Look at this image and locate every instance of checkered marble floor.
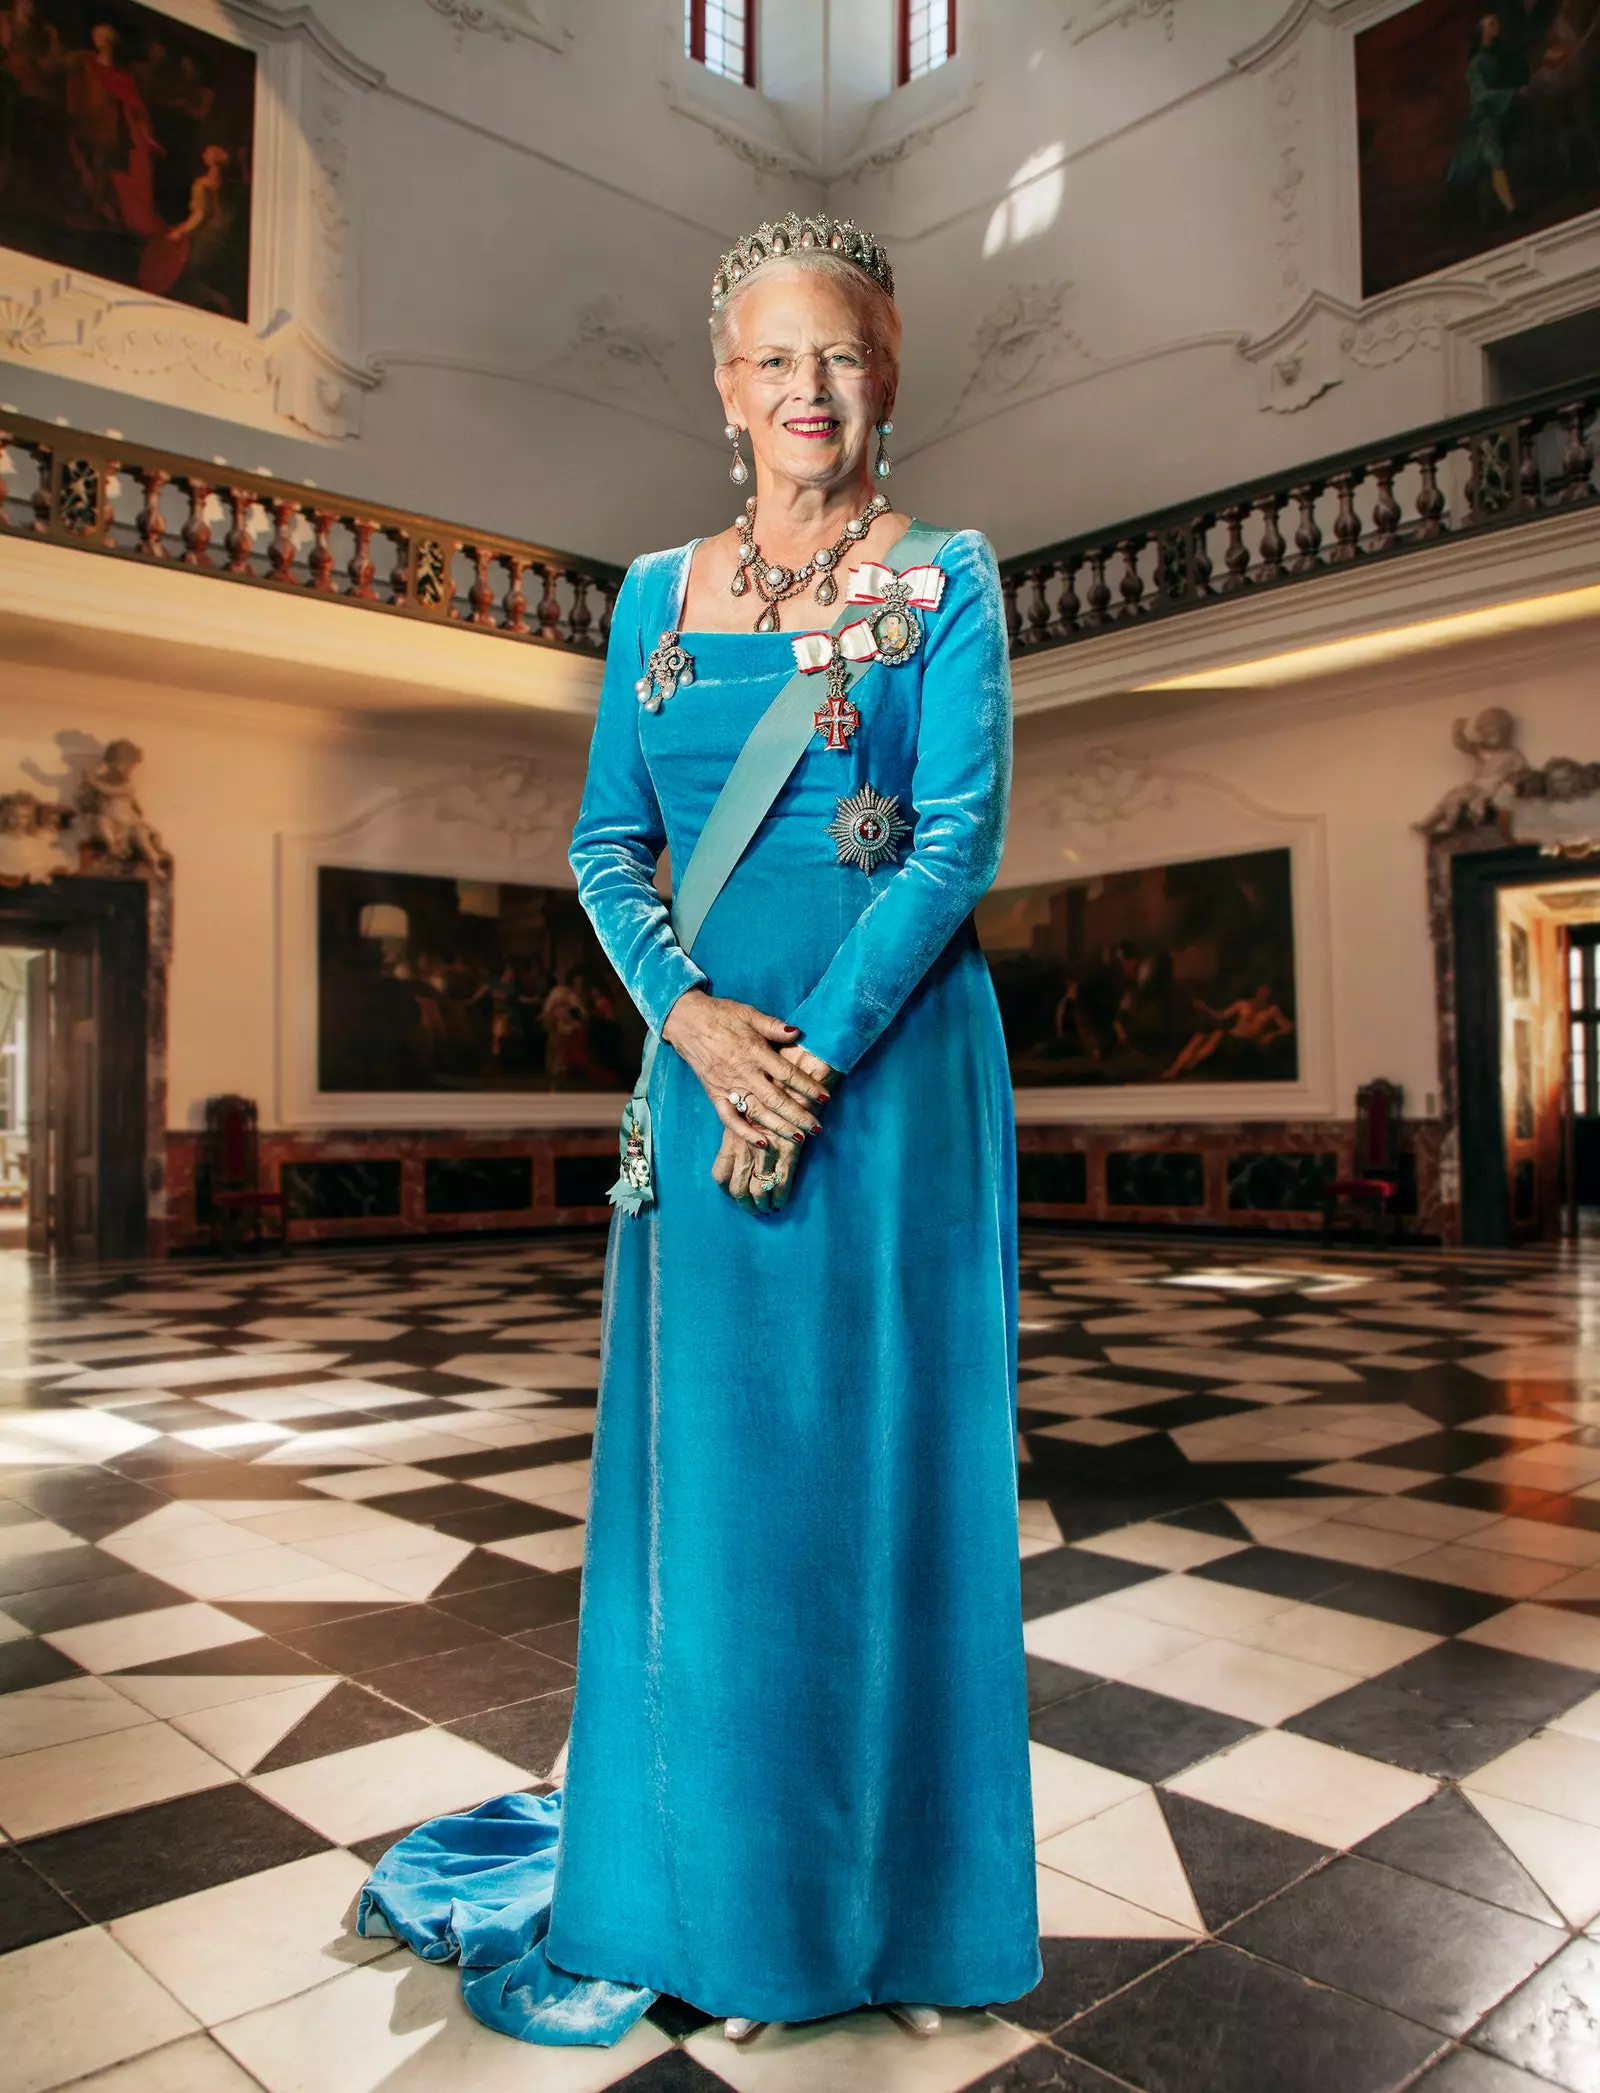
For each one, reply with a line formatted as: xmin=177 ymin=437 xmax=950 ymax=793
xmin=1 ymin=1234 xmax=1599 ymax=2093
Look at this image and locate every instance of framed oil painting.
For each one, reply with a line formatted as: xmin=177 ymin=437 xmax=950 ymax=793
xmin=0 ymin=0 xmax=256 ymax=319
xmin=1356 ymin=0 xmax=1600 ymax=299
xmin=317 ymin=867 xmax=645 ymax=1097
xmin=977 ymin=846 xmax=1300 ymax=1090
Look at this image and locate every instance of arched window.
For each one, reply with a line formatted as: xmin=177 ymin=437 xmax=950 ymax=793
xmin=686 ymin=0 xmax=755 ymax=86
xmin=898 ymin=0 xmax=955 ymax=85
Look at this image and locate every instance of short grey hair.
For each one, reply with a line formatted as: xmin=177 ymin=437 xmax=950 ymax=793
xmin=710 ymin=251 xmax=902 ymax=393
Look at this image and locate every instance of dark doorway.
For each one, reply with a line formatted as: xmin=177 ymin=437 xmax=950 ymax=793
xmin=0 ymin=878 xmax=149 ymax=1261
xmin=1453 ymin=846 xmax=1600 ymax=1247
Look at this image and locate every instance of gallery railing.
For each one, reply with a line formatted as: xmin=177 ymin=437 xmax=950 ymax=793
xmin=997 ymin=374 xmax=1600 ymax=658
xmin=0 ymin=412 xmax=624 ymax=653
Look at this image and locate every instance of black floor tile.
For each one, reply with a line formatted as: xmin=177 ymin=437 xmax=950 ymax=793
xmin=1063 ymin=1941 xmax=1441 ymax=2093
xmin=0 ymin=1544 xmax=131 ymax=1598
xmin=418 ymin=1439 xmax=593 ymax=1483
xmin=4 ymin=1471 xmax=167 ymax=1541
xmin=161 ymin=1466 xmax=318 ymax=1503
xmin=22 ymin=1782 xmax=332 ymax=1918
xmin=271 ymin=1604 xmax=491 ymax=1670
xmin=1470 ymin=1936 xmax=1600 ymax=2093
xmin=1287 ymin=1643 xmax=1597 ymax=1776
xmin=1004 ymin=1939 xmax=1187 ymax=2037
xmin=0 ymin=1850 xmax=86 ymax=1951
xmin=1159 ymin=1503 xmax=1255 ymax=1544
xmin=446 ymin=1689 xmax=573 ymax=1778
xmin=610 ymin=2053 xmax=731 ymax=2090
xmin=3 ymin=1567 xmax=190 ymax=1633
xmin=1356 ymin=1791 xmax=1564 ymax=1925
xmin=253 ymin=1681 xmax=427 ymax=1772
xmin=645 ymin=1994 xmax=717 ymax=2040
xmin=432 ymin=1572 xmax=585 ymax=1636
xmin=1191 ymin=1547 xmax=1357 ymax=1606
xmin=1413 ymin=2046 xmax=1562 ymax=2090
xmin=1291 ymin=1566 xmax=1510 ymax=1637
xmin=432 ymin=1503 xmax=578 ymax=1544
xmin=1407 ymin=1478 xmax=1562 ymax=1520
xmin=1223 ymin=1855 xmax=1562 ymax=2037
xmin=1158 ymin=1792 xmax=1329 ymax=1931
xmin=1021 ymin=1548 xmax=1162 ymax=1620
xmin=1026 ymin=1657 xmax=1102 ymax=1712
xmin=0 ymin=1638 xmax=83 ymax=1695
xmin=965 ymin=2047 xmax=1132 ymax=2091
xmin=1032 ymin=1681 xmax=1255 ymax=1784
xmin=114 ymin=1634 xmax=331 ymax=1678
xmin=365 ymin=1638 xmax=573 ymax=1722
xmin=517 ymin=1619 xmax=580 ymax=1666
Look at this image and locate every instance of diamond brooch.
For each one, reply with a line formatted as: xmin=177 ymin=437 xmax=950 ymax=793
xmin=637 ymin=632 xmax=694 ymax=712
xmin=828 ymin=783 xmax=911 ymax=873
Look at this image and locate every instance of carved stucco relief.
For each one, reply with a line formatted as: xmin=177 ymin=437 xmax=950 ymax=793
xmin=941 ymin=282 xmax=1093 ymax=432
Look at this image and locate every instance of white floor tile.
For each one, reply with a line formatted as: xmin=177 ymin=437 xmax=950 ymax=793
xmin=53 ymin=2033 xmax=263 ymax=2092
xmin=1103 ymin=1572 xmax=1299 ymax=1638
xmin=1535 ymin=1565 xmax=1600 ymax=1603
xmin=171 ymin=1680 xmax=339 ymax=1774
xmin=1464 ymin=1731 xmax=1600 ymax=1831
xmin=231 ymin=1502 xmax=398 ymax=1544
xmin=0 ymin=1721 xmax=233 ymax=1839
xmin=1036 ymin=1789 xmax=1203 ymax=1929
xmin=303 ymin=1466 xmax=442 ymax=1500
xmin=1463 ymin=1446 xmax=1600 ymax=1490
xmin=1073 ymin=1522 xmax=1247 ymax=1572
xmin=1126 ymin=1638 xmax=1353 ymax=1724
xmin=1334 ymin=1497 xmax=1504 ymax=1542
xmin=484 ymin=1528 xmax=586 ymax=1573
xmin=1292 ymin=1461 xmax=1428 ymax=1495
xmin=0 ymin=1926 xmax=197 ymax=2093
xmin=1033 ymin=1861 xmax=1196 ymax=1941
xmin=44 ymin=1605 xmax=262 ymax=1675
xmin=249 ymin=1727 xmax=530 ymax=1845
xmin=1034 ymin=1418 xmax=1154 ymax=1447
xmin=243 ymin=1318 xmax=407 ymax=1344
xmin=1029 ymin=1742 xmax=1145 ymax=1842
xmin=1551 ymin=1688 xmax=1600 ymax=1744
xmin=1022 ymin=1598 xmax=1203 ymax=1681
xmin=470 ymin=1458 xmax=591 ymax=1505
xmin=213 ymin=1951 xmax=671 ymax=2093
xmin=147 ymin=1546 xmax=341 ymax=1603
xmin=1399 ymin=1543 xmax=1571 ymax=1599
xmin=1462 ymin=1602 xmax=1600 ymax=1672
xmin=1275 ymin=1520 xmax=1437 ymax=1570
xmin=683 ymin=2007 xmax=1036 ymax=2092
xmin=0 ymin=1411 xmax=158 ymax=1468
xmin=111 ymin=1850 xmax=389 ymax=2025
xmin=0 ymin=1677 xmax=153 ymax=1758
xmin=109 ymin=1671 xmax=333 ymax=1721
xmin=96 ymin=1506 xmax=285 ymax=1575
xmin=1228 ymin=1603 xmax=1441 ymax=1679
xmin=0 ymin=1521 xmax=82 ymax=1561
xmin=1165 ymin=1730 xmax=1437 ymax=1848
xmin=1464 ymin=1790 xmax=1600 ymax=1929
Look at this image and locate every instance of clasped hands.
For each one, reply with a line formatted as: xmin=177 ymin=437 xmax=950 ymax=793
xmin=660 ymin=988 xmax=835 ymax=1216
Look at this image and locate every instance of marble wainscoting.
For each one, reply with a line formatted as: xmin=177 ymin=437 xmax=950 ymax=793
xmin=1017 ymin=1121 xmax=1444 ymax=1241
xmin=164 ymin=1130 xmax=621 ymax=1252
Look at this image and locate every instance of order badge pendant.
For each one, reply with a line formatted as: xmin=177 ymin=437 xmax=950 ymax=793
xmin=870 ymin=579 xmax=921 ymax=667
xmin=828 ymin=783 xmax=911 ymax=874
xmin=637 ymin=631 xmax=695 ymax=713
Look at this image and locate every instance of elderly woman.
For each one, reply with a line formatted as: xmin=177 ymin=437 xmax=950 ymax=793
xmin=360 ymin=213 xmax=1039 ymax=2049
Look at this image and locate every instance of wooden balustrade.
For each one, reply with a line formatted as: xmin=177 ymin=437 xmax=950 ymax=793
xmin=0 ymin=413 xmax=624 ymax=654
xmin=997 ymin=374 xmax=1600 ymax=657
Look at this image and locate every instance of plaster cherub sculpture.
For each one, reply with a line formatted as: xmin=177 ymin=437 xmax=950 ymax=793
xmin=1415 ymin=707 xmax=1533 ymax=836
xmin=0 ymin=791 xmax=74 ymax=885
xmin=74 ymin=740 xmax=170 ymax=869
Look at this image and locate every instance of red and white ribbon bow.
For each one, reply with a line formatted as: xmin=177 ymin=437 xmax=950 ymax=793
xmin=790 ymin=626 xmax=879 ymax=673
xmin=845 ymin=561 xmax=947 ymax=611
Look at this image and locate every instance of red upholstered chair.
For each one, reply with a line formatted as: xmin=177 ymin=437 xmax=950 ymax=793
xmin=204 ymin=1095 xmax=288 ymax=1254
xmin=1323 ymin=1080 xmax=1404 ymax=1246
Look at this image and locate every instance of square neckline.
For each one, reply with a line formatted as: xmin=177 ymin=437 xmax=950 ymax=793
xmin=666 ymin=522 xmax=927 ymax=642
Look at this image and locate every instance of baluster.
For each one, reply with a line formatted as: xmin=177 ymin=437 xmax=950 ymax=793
xmin=31 ymin=447 xmax=54 ymax=532
xmin=0 ymin=427 xmax=10 ymax=531
xmin=596 ymin=577 xmax=617 ymax=650
xmin=387 ymin=532 xmax=413 ymax=606
xmin=502 ymin=555 xmax=529 ymax=635
xmin=224 ymin=490 xmax=253 ymax=574
xmin=307 ymin=510 xmax=335 ymax=592
xmin=568 ymin=571 xmax=594 ymax=647
xmin=1083 ymin=548 xmax=1112 ymax=626
xmin=1055 ymin=555 xmax=1082 ymax=636
xmin=1000 ymin=569 xmax=1020 ymax=647
xmin=1289 ymin=482 xmax=1323 ymax=571
xmin=1369 ymin=459 xmax=1401 ymax=551
xmin=1517 ymin=419 xmax=1541 ymax=509
xmin=1558 ymin=402 xmax=1596 ymax=504
xmin=1256 ymin=497 xmax=1286 ymax=583
xmin=1187 ymin=522 xmax=1213 ymax=600
xmin=182 ymin=479 xmax=213 ymax=568
xmin=1217 ymin=505 xmax=1249 ymax=592
xmin=466 ymin=545 xmax=495 ymax=625
xmin=347 ymin=518 xmax=376 ymax=599
xmin=1412 ymin=445 xmax=1446 ymax=538
xmin=1328 ymin=470 xmax=1362 ymax=563
xmin=536 ymin=563 xmax=563 ymax=641
xmin=268 ymin=501 xmax=298 ymax=583
xmin=1115 ymin=537 xmax=1145 ymax=618
xmin=134 ymin=468 xmax=168 ymax=558
xmin=1022 ymin=565 xmax=1051 ymax=646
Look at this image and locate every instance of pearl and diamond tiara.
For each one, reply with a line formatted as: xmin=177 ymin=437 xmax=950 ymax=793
xmin=710 ymin=212 xmax=895 ymax=321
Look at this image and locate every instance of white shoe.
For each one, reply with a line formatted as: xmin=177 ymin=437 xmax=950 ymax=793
xmin=887 ymin=2003 xmax=941 ymax=2036
xmin=724 ymin=2018 xmax=769 ymax=2044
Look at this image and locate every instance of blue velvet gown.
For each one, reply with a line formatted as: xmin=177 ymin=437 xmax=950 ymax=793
xmin=358 ymin=525 xmax=1040 ymax=2043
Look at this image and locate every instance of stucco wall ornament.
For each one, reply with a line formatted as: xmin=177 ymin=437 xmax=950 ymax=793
xmin=1066 ymin=0 xmax=1181 ymax=41
xmin=943 ymin=283 xmax=1090 ymax=430
xmin=0 ymin=793 xmax=74 ymax=886
xmin=75 ymin=741 xmax=171 ymax=871
xmin=1041 ymin=746 xmax=1177 ymax=832
xmin=388 ymin=756 xmax=578 ymax=860
xmin=425 ymin=0 xmax=566 ymax=48
xmin=1416 ymin=709 xmax=1600 ymax=837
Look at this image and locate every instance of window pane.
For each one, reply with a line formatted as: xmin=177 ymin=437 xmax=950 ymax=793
xmin=903 ymin=0 xmax=953 ymax=82
xmin=690 ymin=0 xmax=750 ymax=82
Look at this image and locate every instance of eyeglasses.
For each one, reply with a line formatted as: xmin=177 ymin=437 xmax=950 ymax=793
xmin=724 ymin=344 xmax=875 ymax=385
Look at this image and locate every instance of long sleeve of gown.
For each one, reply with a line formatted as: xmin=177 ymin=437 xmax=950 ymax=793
xmin=790 ymin=528 xmax=1012 ymax=1074
xmin=569 ymin=559 xmax=708 ymax=1034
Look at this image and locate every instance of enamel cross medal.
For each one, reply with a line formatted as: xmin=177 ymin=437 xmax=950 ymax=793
xmin=812 ymin=653 xmax=861 ymax=752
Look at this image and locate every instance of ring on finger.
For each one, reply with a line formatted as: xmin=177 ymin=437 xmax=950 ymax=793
xmin=727 ymin=1091 xmax=751 ymax=1116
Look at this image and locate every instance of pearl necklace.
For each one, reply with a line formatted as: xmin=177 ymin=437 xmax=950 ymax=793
xmin=732 ymin=491 xmax=890 ymax=633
